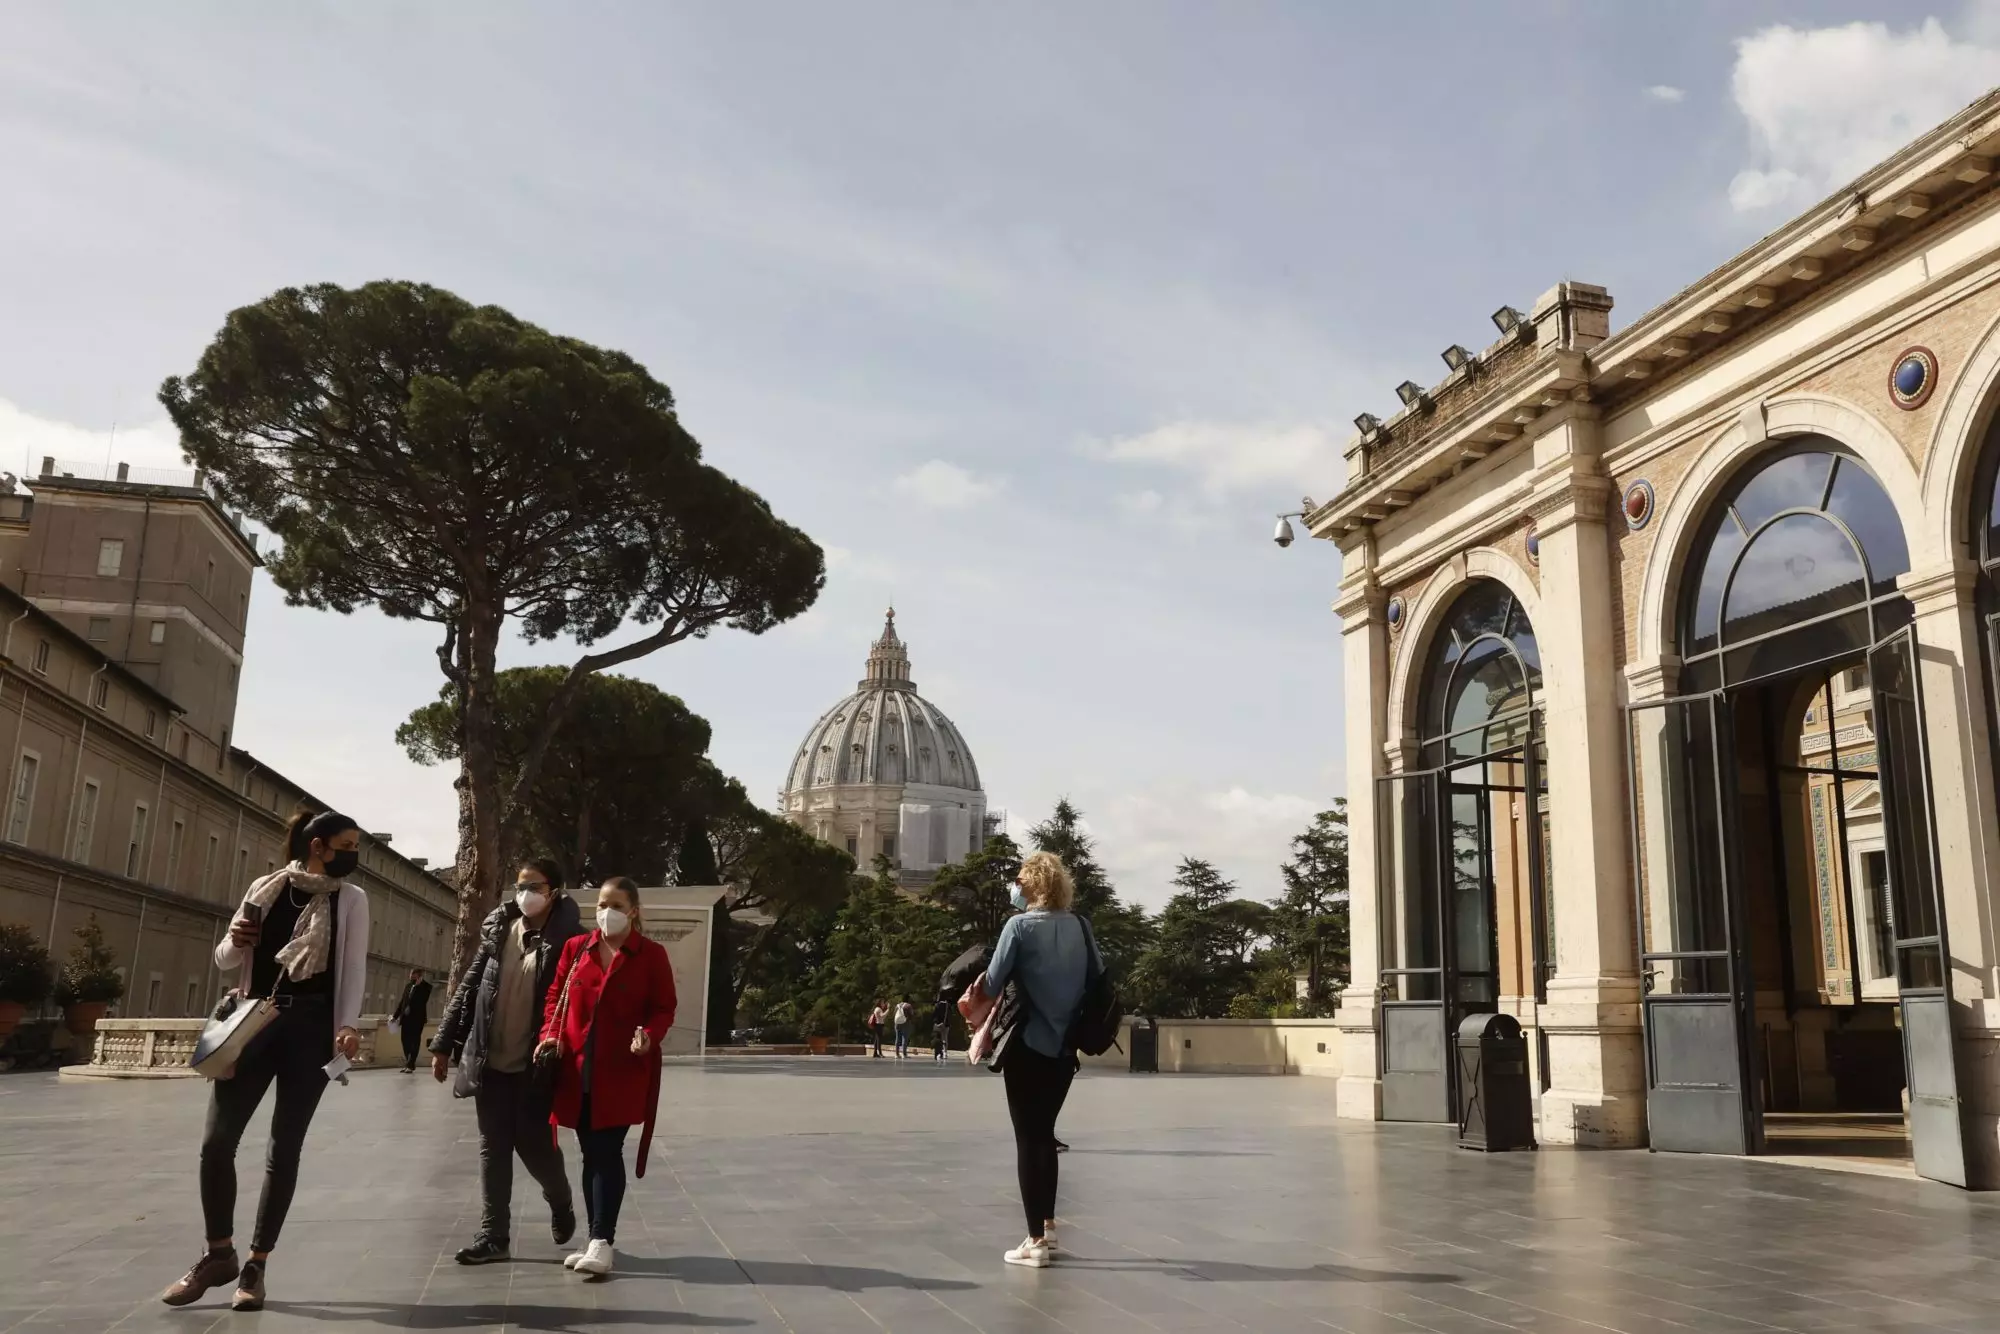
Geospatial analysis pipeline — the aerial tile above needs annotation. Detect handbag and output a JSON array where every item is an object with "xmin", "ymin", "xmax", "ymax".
[
  {"xmin": 192, "ymin": 986, "xmax": 281, "ymax": 1080},
  {"xmin": 532, "ymin": 943, "xmax": 583, "ymax": 1092}
]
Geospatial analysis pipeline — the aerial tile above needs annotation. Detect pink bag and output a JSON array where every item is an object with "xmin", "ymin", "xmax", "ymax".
[{"xmin": 960, "ymin": 976, "xmax": 997, "ymax": 1065}]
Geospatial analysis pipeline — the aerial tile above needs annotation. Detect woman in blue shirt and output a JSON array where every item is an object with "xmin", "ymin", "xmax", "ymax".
[{"xmin": 984, "ymin": 851, "xmax": 1099, "ymax": 1268}]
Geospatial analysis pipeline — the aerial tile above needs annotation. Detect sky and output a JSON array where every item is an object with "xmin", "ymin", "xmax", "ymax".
[{"xmin": 4, "ymin": 2, "xmax": 2000, "ymax": 907}]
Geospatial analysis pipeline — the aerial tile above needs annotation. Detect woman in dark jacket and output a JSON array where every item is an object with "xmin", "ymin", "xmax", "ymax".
[
  {"xmin": 537, "ymin": 877, "xmax": 676, "ymax": 1277},
  {"xmin": 430, "ymin": 858, "xmax": 584, "ymax": 1265}
]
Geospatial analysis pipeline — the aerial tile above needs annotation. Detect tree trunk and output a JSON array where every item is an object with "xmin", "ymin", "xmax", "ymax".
[
  {"xmin": 449, "ymin": 603, "xmax": 506, "ymax": 987},
  {"xmin": 728, "ymin": 907, "xmax": 789, "ymax": 1020}
]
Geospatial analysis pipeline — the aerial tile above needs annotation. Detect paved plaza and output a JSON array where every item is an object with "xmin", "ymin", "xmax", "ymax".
[{"xmin": 3, "ymin": 1060, "xmax": 1999, "ymax": 1333}]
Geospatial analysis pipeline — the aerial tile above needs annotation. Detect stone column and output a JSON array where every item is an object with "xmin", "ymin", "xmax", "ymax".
[
  {"xmin": 1900, "ymin": 561, "xmax": 2000, "ymax": 1186},
  {"xmin": 1333, "ymin": 552, "xmax": 1388, "ymax": 1121},
  {"xmin": 1525, "ymin": 427, "xmax": 1646, "ymax": 1148}
]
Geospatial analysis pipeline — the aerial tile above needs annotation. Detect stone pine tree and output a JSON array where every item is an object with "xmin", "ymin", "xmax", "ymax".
[
  {"xmin": 1128, "ymin": 857, "xmax": 1256, "ymax": 1018},
  {"xmin": 396, "ymin": 667, "xmax": 716, "ymax": 889},
  {"xmin": 1273, "ymin": 801, "xmax": 1350, "ymax": 1011},
  {"xmin": 926, "ymin": 833, "xmax": 1021, "ymax": 949},
  {"xmin": 161, "ymin": 281, "xmax": 824, "ymax": 980}
]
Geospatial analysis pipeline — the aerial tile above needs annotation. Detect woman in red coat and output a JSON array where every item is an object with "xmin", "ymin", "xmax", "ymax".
[{"xmin": 536, "ymin": 877, "xmax": 675, "ymax": 1277}]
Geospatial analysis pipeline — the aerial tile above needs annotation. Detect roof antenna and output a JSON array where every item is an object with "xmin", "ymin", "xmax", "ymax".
[{"xmin": 102, "ymin": 422, "xmax": 118, "ymax": 478}]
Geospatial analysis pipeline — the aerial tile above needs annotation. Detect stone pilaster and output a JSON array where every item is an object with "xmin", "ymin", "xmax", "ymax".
[
  {"xmin": 1523, "ymin": 415, "xmax": 1647, "ymax": 1148},
  {"xmin": 1333, "ymin": 550, "xmax": 1387, "ymax": 1122}
]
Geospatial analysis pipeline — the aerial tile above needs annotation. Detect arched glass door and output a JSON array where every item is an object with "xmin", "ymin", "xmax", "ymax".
[
  {"xmin": 1377, "ymin": 580, "xmax": 1547, "ymax": 1123},
  {"xmin": 1629, "ymin": 441, "xmax": 1965, "ymax": 1183}
]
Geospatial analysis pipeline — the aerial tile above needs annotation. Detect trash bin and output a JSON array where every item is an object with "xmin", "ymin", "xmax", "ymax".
[
  {"xmin": 1129, "ymin": 1017, "xmax": 1159, "ymax": 1073},
  {"xmin": 1456, "ymin": 1013, "xmax": 1535, "ymax": 1151}
]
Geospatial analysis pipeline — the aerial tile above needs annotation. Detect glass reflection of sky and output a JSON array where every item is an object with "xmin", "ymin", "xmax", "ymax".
[
  {"xmin": 1683, "ymin": 447, "xmax": 1912, "ymax": 665},
  {"xmin": 1724, "ymin": 513, "xmax": 1867, "ymax": 631},
  {"xmin": 1422, "ymin": 579, "xmax": 1541, "ymax": 754}
]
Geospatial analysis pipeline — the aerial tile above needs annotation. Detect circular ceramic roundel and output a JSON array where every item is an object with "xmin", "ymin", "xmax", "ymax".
[
  {"xmin": 1385, "ymin": 595, "xmax": 1405, "ymax": 633},
  {"xmin": 1889, "ymin": 345, "xmax": 1938, "ymax": 411},
  {"xmin": 1623, "ymin": 479, "xmax": 1655, "ymax": 531},
  {"xmin": 1524, "ymin": 525, "xmax": 1540, "ymax": 565}
]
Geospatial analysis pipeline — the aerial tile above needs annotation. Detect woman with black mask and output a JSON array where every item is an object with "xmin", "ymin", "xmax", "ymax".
[{"xmin": 161, "ymin": 807, "xmax": 370, "ymax": 1312}]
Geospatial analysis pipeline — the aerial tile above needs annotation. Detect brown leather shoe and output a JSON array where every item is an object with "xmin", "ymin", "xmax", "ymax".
[
  {"xmin": 230, "ymin": 1258, "xmax": 266, "ymax": 1312},
  {"xmin": 161, "ymin": 1247, "xmax": 239, "ymax": 1306}
]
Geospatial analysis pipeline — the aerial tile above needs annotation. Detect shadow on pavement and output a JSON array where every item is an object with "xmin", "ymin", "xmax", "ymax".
[
  {"xmin": 261, "ymin": 1302, "xmax": 753, "ymax": 1330},
  {"xmin": 1067, "ymin": 1148, "xmax": 1272, "ymax": 1157},
  {"xmin": 1066, "ymin": 1259, "xmax": 1461, "ymax": 1284},
  {"xmin": 620, "ymin": 1256, "xmax": 978, "ymax": 1292}
]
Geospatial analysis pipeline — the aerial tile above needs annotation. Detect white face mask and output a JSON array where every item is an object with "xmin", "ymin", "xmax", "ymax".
[
  {"xmin": 516, "ymin": 888, "xmax": 549, "ymax": 919},
  {"xmin": 597, "ymin": 907, "xmax": 630, "ymax": 938}
]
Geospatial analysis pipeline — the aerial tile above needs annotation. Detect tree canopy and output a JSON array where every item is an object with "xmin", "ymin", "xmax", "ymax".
[
  {"xmin": 161, "ymin": 280, "xmax": 824, "ymax": 978},
  {"xmin": 1027, "ymin": 798, "xmax": 1154, "ymax": 982},
  {"xmin": 1272, "ymin": 802, "xmax": 1350, "ymax": 1011},
  {"xmin": 398, "ymin": 666, "xmax": 714, "ymax": 888}
]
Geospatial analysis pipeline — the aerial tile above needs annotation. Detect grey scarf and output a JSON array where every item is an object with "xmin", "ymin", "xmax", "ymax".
[{"xmin": 243, "ymin": 863, "xmax": 343, "ymax": 981}]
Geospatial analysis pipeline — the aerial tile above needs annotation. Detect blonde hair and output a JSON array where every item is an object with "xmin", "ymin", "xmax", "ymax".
[{"xmin": 1018, "ymin": 851, "xmax": 1074, "ymax": 911}]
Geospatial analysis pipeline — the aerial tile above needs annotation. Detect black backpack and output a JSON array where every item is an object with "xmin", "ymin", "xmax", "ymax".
[{"xmin": 1066, "ymin": 916, "xmax": 1123, "ymax": 1057}]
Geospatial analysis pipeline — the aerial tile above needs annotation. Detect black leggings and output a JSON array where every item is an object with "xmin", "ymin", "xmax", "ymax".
[
  {"xmin": 200, "ymin": 999, "xmax": 333, "ymax": 1252},
  {"xmin": 1002, "ymin": 1043, "xmax": 1076, "ymax": 1238},
  {"xmin": 575, "ymin": 1096, "xmax": 631, "ymax": 1244}
]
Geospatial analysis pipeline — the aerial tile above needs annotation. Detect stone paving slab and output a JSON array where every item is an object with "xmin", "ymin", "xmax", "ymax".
[{"xmin": 2, "ymin": 1058, "xmax": 1999, "ymax": 1332}]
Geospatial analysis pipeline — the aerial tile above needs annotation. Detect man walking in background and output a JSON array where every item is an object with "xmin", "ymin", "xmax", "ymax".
[
  {"xmin": 393, "ymin": 968, "xmax": 433, "ymax": 1073},
  {"xmin": 932, "ymin": 991, "xmax": 951, "ymax": 1062},
  {"xmin": 893, "ymin": 996, "xmax": 913, "ymax": 1059}
]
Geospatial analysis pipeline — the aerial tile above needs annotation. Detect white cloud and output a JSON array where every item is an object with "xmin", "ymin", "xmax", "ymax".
[
  {"xmin": 1086, "ymin": 783, "xmax": 1330, "ymax": 908},
  {"xmin": 1644, "ymin": 85, "xmax": 1686, "ymax": 103},
  {"xmin": 1090, "ymin": 418, "xmax": 1337, "ymax": 500},
  {"xmin": 1726, "ymin": 17, "xmax": 2000, "ymax": 213},
  {"xmin": 0, "ymin": 397, "xmax": 189, "ymax": 481},
  {"xmin": 891, "ymin": 459, "xmax": 1005, "ymax": 510}
]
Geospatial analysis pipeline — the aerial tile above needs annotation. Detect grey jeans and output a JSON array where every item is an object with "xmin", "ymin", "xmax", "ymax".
[{"xmin": 475, "ymin": 1067, "xmax": 572, "ymax": 1243}]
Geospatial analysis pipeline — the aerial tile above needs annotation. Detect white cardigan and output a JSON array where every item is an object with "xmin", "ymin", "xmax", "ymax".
[{"xmin": 214, "ymin": 882, "xmax": 371, "ymax": 1034}]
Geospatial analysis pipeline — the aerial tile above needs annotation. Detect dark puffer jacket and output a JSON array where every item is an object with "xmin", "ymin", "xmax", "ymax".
[{"xmin": 431, "ymin": 892, "xmax": 583, "ymax": 1098}]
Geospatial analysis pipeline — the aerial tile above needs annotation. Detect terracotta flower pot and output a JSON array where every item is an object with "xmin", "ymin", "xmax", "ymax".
[
  {"xmin": 62, "ymin": 1001, "xmax": 110, "ymax": 1038},
  {"xmin": 0, "ymin": 1000, "xmax": 24, "ymax": 1043},
  {"xmin": 807, "ymin": 1036, "xmax": 830, "ymax": 1055}
]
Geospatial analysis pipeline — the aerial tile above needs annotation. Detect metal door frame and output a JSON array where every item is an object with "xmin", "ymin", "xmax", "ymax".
[
  {"xmin": 1377, "ymin": 723, "xmax": 1546, "ymax": 1123},
  {"xmin": 1866, "ymin": 623, "xmax": 1970, "ymax": 1186},
  {"xmin": 1626, "ymin": 691, "xmax": 1763, "ymax": 1156}
]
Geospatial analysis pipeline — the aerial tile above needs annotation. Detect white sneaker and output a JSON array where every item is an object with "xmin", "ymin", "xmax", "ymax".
[
  {"xmin": 574, "ymin": 1239, "xmax": 615, "ymax": 1275},
  {"xmin": 563, "ymin": 1248, "xmax": 590, "ymax": 1270},
  {"xmin": 1042, "ymin": 1227, "xmax": 1060, "ymax": 1256},
  {"xmin": 1004, "ymin": 1237, "xmax": 1050, "ymax": 1268}
]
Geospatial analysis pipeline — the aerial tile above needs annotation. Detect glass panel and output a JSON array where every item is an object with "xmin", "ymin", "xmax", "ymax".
[
  {"xmin": 1851, "ymin": 845, "xmax": 1897, "ymax": 993},
  {"xmin": 1447, "ymin": 785, "xmax": 1498, "ymax": 1009},
  {"xmin": 1629, "ymin": 699, "xmax": 1734, "ymax": 996},
  {"xmin": 1377, "ymin": 773, "xmax": 1441, "ymax": 1003},
  {"xmin": 1723, "ymin": 512, "xmax": 1867, "ymax": 643},
  {"xmin": 1722, "ymin": 607, "xmax": 1871, "ymax": 686},
  {"xmin": 1987, "ymin": 461, "xmax": 2000, "ymax": 565},
  {"xmin": 1689, "ymin": 518, "xmax": 1745, "ymax": 656},
  {"xmin": 1732, "ymin": 452, "xmax": 1833, "ymax": 531},
  {"xmin": 1824, "ymin": 455, "xmax": 1911, "ymax": 597},
  {"xmin": 1444, "ymin": 637, "xmax": 1528, "ymax": 745},
  {"xmin": 1868, "ymin": 630, "xmax": 1946, "ymax": 990}
]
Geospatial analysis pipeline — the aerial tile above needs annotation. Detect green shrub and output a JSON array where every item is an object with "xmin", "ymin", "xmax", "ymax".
[
  {"xmin": 53, "ymin": 915, "xmax": 124, "ymax": 1006},
  {"xmin": 0, "ymin": 923, "xmax": 54, "ymax": 1008}
]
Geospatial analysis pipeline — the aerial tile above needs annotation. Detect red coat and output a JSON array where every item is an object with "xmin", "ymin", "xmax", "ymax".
[{"xmin": 540, "ymin": 929, "xmax": 676, "ymax": 1175}]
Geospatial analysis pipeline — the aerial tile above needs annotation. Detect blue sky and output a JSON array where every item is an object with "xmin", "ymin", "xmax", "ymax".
[{"xmin": 4, "ymin": 2, "xmax": 1998, "ymax": 905}]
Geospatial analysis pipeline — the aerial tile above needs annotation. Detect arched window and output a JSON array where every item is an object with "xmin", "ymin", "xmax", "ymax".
[
  {"xmin": 1419, "ymin": 579, "xmax": 1542, "ymax": 767},
  {"xmin": 1678, "ymin": 442, "xmax": 1911, "ymax": 694}
]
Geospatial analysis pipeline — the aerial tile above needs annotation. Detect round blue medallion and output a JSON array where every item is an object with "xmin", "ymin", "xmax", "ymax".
[
  {"xmin": 1888, "ymin": 345, "xmax": 1938, "ymax": 410},
  {"xmin": 1524, "ymin": 525, "xmax": 1540, "ymax": 565},
  {"xmin": 1386, "ymin": 596, "xmax": 1405, "ymax": 632}
]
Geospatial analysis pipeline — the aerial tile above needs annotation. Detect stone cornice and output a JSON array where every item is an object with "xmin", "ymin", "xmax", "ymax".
[
  {"xmin": 1622, "ymin": 654, "xmax": 1682, "ymax": 704},
  {"xmin": 1332, "ymin": 575, "xmax": 1383, "ymax": 630},
  {"xmin": 1525, "ymin": 471, "xmax": 1614, "ymax": 537},
  {"xmin": 1899, "ymin": 559, "xmax": 1980, "ymax": 615}
]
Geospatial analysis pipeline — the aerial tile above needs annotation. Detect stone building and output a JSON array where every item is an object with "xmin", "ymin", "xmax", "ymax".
[
  {"xmin": 780, "ymin": 610, "xmax": 986, "ymax": 884},
  {"xmin": 0, "ymin": 459, "xmax": 456, "ymax": 1026},
  {"xmin": 1315, "ymin": 90, "xmax": 2000, "ymax": 1188}
]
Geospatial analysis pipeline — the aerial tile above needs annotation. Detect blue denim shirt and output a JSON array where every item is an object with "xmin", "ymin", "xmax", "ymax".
[{"xmin": 986, "ymin": 909, "xmax": 1100, "ymax": 1059}]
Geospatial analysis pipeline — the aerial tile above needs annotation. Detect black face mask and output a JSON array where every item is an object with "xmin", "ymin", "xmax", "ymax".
[{"xmin": 323, "ymin": 849, "xmax": 360, "ymax": 879}]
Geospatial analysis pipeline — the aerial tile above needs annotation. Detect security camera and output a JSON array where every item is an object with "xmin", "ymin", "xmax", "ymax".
[{"xmin": 1273, "ymin": 516, "xmax": 1296, "ymax": 548}]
